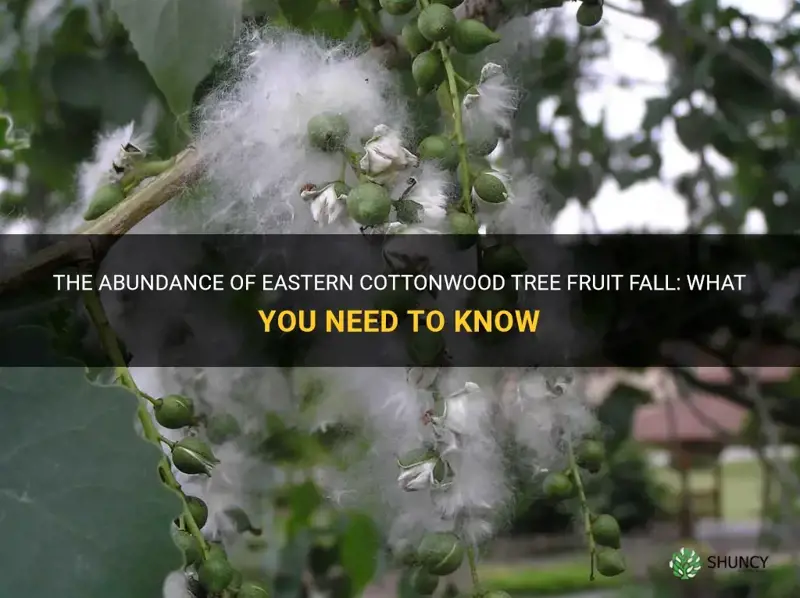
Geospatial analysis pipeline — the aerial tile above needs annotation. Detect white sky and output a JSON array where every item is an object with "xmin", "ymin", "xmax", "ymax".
[{"xmin": 552, "ymin": 0, "xmax": 794, "ymax": 234}]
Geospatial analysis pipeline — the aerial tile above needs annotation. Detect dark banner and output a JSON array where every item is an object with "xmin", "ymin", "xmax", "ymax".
[{"xmin": 0, "ymin": 234, "xmax": 798, "ymax": 367}]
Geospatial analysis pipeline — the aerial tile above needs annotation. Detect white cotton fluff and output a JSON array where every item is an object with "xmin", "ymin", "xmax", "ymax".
[
  {"xmin": 462, "ymin": 63, "xmax": 518, "ymax": 136},
  {"xmin": 191, "ymin": 28, "xmax": 409, "ymax": 234},
  {"xmin": 405, "ymin": 163, "xmax": 452, "ymax": 227}
]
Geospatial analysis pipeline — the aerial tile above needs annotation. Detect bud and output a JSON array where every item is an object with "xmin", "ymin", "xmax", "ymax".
[
  {"xmin": 409, "ymin": 567, "xmax": 439, "ymax": 595},
  {"xmin": 576, "ymin": 439, "xmax": 605, "ymax": 473},
  {"xmin": 596, "ymin": 547, "xmax": 626, "ymax": 577},
  {"xmin": 346, "ymin": 183, "xmax": 392, "ymax": 226},
  {"xmin": 472, "ymin": 171, "xmax": 508, "ymax": 204},
  {"xmin": 380, "ymin": 0, "xmax": 415, "ymax": 15},
  {"xmin": 154, "ymin": 394, "xmax": 195, "ymax": 429},
  {"xmin": 198, "ymin": 556, "xmax": 235, "ymax": 593},
  {"xmin": 186, "ymin": 495, "xmax": 209, "ymax": 528},
  {"xmin": 171, "ymin": 437, "xmax": 219, "ymax": 475},
  {"xmin": 417, "ymin": 4, "xmax": 456, "ymax": 42},
  {"xmin": 417, "ymin": 135, "xmax": 459, "ymax": 170},
  {"xmin": 591, "ymin": 514, "xmax": 621, "ymax": 549},
  {"xmin": 577, "ymin": 2, "xmax": 604, "ymax": 27},
  {"xmin": 83, "ymin": 182, "xmax": 125, "ymax": 221},
  {"xmin": 450, "ymin": 19, "xmax": 501, "ymax": 54},
  {"xmin": 238, "ymin": 581, "xmax": 270, "ymax": 598},
  {"xmin": 307, "ymin": 112, "xmax": 350, "ymax": 152},
  {"xmin": 417, "ymin": 532, "xmax": 465, "ymax": 575},
  {"xmin": 401, "ymin": 20, "xmax": 431, "ymax": 56},
  {"xmin": 413, "ymin": 51, "xmax": 445, "ymax": 95},
  {"xmin": 543, "ymin": 472, "xmax": 574, "ymax": 500},
  {"xmin": 206, "ymin": 412, "xmax": 242, "ymax": 444},
  {"xmin": 171, "ymin": 528, "xmax": 202, "ymax": 566}
]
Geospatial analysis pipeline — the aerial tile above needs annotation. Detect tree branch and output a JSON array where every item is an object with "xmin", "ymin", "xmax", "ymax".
[{"xmin": 0, "ymin": 147, "xmax": 203, "ymax": 293}]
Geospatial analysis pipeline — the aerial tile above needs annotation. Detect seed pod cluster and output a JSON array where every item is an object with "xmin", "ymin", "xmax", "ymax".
[
  {"xmin": 400, "ymin": 531, "xmax": 467, "ymax": 594},
  {"xmin": 409, "ymin": 4, "xmax": 501, "ymax": 96}
]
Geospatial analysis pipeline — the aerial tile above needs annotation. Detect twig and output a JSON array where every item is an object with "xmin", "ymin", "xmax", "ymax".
[{"xmin": 0, "ymin": 147, "xmax": 203, "ymax": 294}]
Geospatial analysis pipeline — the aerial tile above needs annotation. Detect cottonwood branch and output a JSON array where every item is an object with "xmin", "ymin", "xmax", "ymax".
[{"xmin": 0, "ymin": 147, "xmax": 203, "ymax": 293}]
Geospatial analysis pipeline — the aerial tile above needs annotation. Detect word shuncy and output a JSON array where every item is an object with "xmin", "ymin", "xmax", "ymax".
[
  {"xmin": 706, "ymin": 555, "xmax": 770, "ymax": 569},
  {"xmin": 256, "ymin": 309, "xmax": 541, "ymax": 333}
]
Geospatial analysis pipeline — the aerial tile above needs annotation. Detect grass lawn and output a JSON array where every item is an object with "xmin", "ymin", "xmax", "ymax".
[
  {"xmin": 480, "ymin": 558, "xmax": 632, "ymax": 596},
  {"xmin": 654, "ymin": 459, "xmax": 770, "ymax": 521}
]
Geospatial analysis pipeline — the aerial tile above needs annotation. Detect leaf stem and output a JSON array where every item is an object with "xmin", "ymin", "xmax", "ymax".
[
  {"xmin": 467, "ymin": 544, "xmax": 482, "ymax": 591},
  {"xmin": 159, "ymin": 435, "xmax": 176, "ymax": 449},
  {"xmin": 356, "ymin": 0, "xmax": 386, "ymax": 45},
  {"xmin": 413, "ymin": 0, "xmax": 471, "ymax": 215},
  {"xmin": 567, "ymin": 437, "xmax": 596, "ymax": 581},
  {"xmin": 81, "ymin": 284, "xmax": 210, "ymax": 558}
]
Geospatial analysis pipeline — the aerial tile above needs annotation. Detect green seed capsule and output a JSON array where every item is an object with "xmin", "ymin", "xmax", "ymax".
[
  {"xmin": 186, "ymin": 495, "xmax": 209, "ymax": 528},
  {"xmin": 171, "ymin": 528, "xmax": 202, "ymax": 566},
  {"xmin": 229, "ymin": 571, "xmax": 244, "ymax": 593},
  {"xmin": 412, "ymin": 50, "xmax": 445, "ymax": 94},
  {"xmin": 432, "ymin": 0, "xmax": 463, "ymax": 6},
  {"xmin": 380, "ymin": 0, "xmax": 416, "ymax": 15},
  {"xmin": 417, "ymin": 531, "xmax": 465, "ymax": 575},
  {"xmin": 450, "ymin": 19, "xmax": 501, "ymax": 54},
  {"xmin": 198, "ymin": 556, "xmax": 235, "ymax": 593},
  {"xmin": 576, "ymin": 439, "xmax": 605, "ymax": 473},
  {"xmin": 543, "ymin": 472, "xmax": 574, "ymax": 500},
  {"xmin": 394, "ymin": 539, "xmax": 420, "ymax": 566},
  {"xmin": 467, "ymin": 127, "xmax": 499, "ymax": 156},
  {"xmin": 448, "ymin": 212, "xmax": 479, "ymax": 236},
  {"xmin": 171, "ymin": 437, "xmax": 219, "ymax": 475},
  {"xmin": 473, "ymin": 172, "xmax": 508, "ymax": 204},
  {"xmin": 596, "ymin": 547, "xmax": 626, "ymax": 577},
  {"xmin": 409, "ymin": 567, "xmax": 439, "ymax": 595},
  {"xmin": 407, "ymin": 327, "xmax": 446, "ymax": 366},
  {"xmin": 417, "ymin": 135, "xmax": 459, "ymax": 170},
  {"xmin": 83, "ymin": 182, "xmax": 125, "ymax": 221},
  {"xmin": 206, "ymin": 413, "xmax": 241, "ymax": 444},
  {"xmin": 307, "ymin": 112, "xmax": 350, "ymax": 152},
  {"xmin": 238, "ymin": 581, "xmax": 271, "ymax": 598},
  {"xmin": 417, "ymin": 4, "xmax": 456, "ymax": 42},
  {"xmin": 346, "ymin": 182, "xmax": 392, "ymax": 226},
  {"xmin": 481, "ymin": 244, "xmax": 527, "ymax": 276},
  {"xmin": 401, "ymin": 20, "xmax": 432, "ymax": 56},
  {"xmin": 374, "ymin": 287, "xmax": 419, "ymax": 315},
  {"xmin": 154, "ymin": 394, "xmax": 195, "ymax": 429},
  {"xmin": 592, "ymin": 514, "xmax": 622, "ymax": 549},
  {"xmin": 577, "ymin": 2, "xmax": 604, "ymax": 27}
]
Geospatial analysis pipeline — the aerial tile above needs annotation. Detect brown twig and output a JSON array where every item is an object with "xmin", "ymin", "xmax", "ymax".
[{"xmin": 0, "ymin": 147, "xmax": 203, "ymax": 294}]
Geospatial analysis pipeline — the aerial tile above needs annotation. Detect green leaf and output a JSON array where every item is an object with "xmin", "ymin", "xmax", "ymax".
[
  {"xmin": 340, "ymin": 512, "xmax": 381, "ymax": 594},
  {"xmin": 0, "ymin": 330, "xmax": 183, "ymax": 598},
  {"xmin": 279, "ymin": 0, "xmax": 320, "ymax": 28},
  {"xmin": 110, "ymin": 0, "xmax": 242, "ymax": 121}
]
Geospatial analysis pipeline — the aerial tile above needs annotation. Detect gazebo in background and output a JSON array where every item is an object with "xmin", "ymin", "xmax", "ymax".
[{"xmin": 632, "ymin": 393, "xmax": 748, "ymax": 539}]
